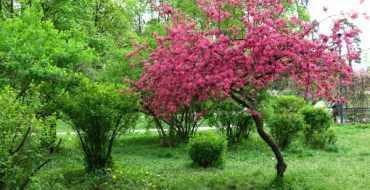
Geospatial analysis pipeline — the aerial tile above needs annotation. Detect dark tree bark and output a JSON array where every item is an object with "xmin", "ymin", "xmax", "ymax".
[
  {"xmin": 252, "ymin": 114, "xmax": 287, "ymax": 177},
  {"xmin": 231, "ymin": 93, "xmax": 287, "ymax": 177}
]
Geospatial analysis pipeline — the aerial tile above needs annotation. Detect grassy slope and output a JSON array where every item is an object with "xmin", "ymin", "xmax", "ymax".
[{"xmin": 31, "ymin": 124, "xmax": 370, "ymax": 190}]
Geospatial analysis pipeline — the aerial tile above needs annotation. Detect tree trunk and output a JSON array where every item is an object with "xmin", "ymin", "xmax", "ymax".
[
  {"xmin": 252, "ymin": 114, "xmax": 287, "ymax": 177},
  {"xmin": 230, "ymin": 92, "xmax": 286, "ymax": 177}
]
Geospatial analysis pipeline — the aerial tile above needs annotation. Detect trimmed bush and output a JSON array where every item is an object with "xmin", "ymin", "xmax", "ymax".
[
  {"xmin": 308, "ymin": 129, "xmax": 338, "ymax": 149},
  {"xmin": 300, "ymin": 106, "xmax": 336, "ymax": 148},
  {"xmin": 188, "ymin": 134, "xmax": 227, "ymax": 167},
  {"xmin": 271, "ymin": 95, "xmax": 306, "ymax": 114},
  {"xmin": 270, "ymin": 113, "xmax": 306, "ymax": 150},
  {"xmin": 268, "ymin": 95, "xmax": 307, "ymax": 150}
]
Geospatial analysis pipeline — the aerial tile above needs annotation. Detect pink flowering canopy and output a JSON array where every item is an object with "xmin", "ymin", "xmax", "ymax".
[{"xmin": 128, "ymin": 0, "xmax": 363, "ymax": 118}]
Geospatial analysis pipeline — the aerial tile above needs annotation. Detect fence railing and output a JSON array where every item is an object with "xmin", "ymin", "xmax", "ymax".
[{"xmin": 340, "ymin": 107, "xmax": 370, "ymax": 123}]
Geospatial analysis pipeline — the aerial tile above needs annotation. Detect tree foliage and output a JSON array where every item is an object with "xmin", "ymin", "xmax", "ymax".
[
  {"xmin": 0, "ymin": 87, "xmax": 60, "ymax": 190},
  {"xmin": 0, "ymin": 0, "xmax": 143, "ymax": 182},
  {"xmin": 61, "ymin": 78, "xmax": 139, "ymax": 171}
]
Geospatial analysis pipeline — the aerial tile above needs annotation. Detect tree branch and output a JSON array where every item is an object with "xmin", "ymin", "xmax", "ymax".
[{"xmin": 10, "ymin": 127, "xmax": 31, "ymax": 155}]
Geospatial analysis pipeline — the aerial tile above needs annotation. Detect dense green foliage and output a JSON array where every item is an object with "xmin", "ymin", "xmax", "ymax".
[
  {"xmin": 61, "ymin": 79, "xmax": 138, "ymax": 171},
  {"xmin": 0, "ymin": 88, "xmax": 58, "ymax": 189},
  {"xmin": 269, "ymin": 113, "xmax": 306, "ymax": 150},
  {"xmin": 188, "ymin": 134, "xmax": 227, "ymax": 168},
  {"xmin": 301, "ymin": 106, "xmax": 337, "ymax": 148},
  {"xmin": 271, "ymin": 95, "xmax": 306, "ymax": 114},
  {"xmin": 269, "ymin": 96, "xmax": 338, "ymax": 150},
  {"xmin": 0, "ymin": 0, "xmax": 146, "ymax": 185},
  {"xmin": 269, "ymin": 96, "xmax": 306, "ymax": 149},
  {"xmin": 0, "ymin": 6, "xmax": 93, "ymax": 87}
]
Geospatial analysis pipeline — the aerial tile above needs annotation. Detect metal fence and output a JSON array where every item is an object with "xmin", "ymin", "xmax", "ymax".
[{"xmin": 341, "ymin": 107, "xmax": 370, "ymax": 123}]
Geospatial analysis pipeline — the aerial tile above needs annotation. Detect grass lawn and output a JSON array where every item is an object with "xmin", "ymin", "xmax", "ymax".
[{"xmin": 30, "ymin": 123, "xmax": 370, "ymax": 190}]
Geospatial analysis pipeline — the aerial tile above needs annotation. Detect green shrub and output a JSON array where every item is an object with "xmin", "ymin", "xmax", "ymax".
[
  {"xmin": 301, "ymin": 106, "xmax": 332, "ymax": 133},
  {"xmin": 61, "ymin": 79, "xmax": 139, "ymax": 171},
  {"xmin": 306, "ymin": 128, "xmax": 338, "ymax": 149},
  {"xmin": 271, "ymin": 95, "xmax": 306, "ymax": 114},
  {"xmin": 0, "ymin": 87, "xmax": 58, "ymax": 189},
  {"xmin": 208, "ymin": 100, "xmax": 254, "ymax": 145},
  {"xmin": 268, "ymin": 95, "xmax": 306, "ymax": 150},
  {"xmin": 188, "ymin": 134, "xmax": 227, "ymax": 167},
  {"xmin": 270, "ymin": 113, "xmax": 306, "ymax": 150},
  {"xmin": 300, "ymin": 106, "xmax": 336, "ymax": 148}
]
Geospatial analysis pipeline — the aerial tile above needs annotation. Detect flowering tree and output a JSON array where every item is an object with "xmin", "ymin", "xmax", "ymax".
[{"xmin": 127, "ymin": 0, "xmax": 362, "ymax": 176}]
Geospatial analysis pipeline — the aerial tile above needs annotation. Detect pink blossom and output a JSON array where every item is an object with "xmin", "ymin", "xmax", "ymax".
[
  {"xmin": 351, "ymin": 12, "xmax": 359, "ymax": 19},
  {"xmin": 126, "ymin": 0, "xmax": 357, "ymax": 119}
]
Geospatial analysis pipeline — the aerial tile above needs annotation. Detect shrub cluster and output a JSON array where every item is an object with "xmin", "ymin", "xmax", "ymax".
[
  {"xmin": 187, "ymin": 134, "xmax": 227, "ymax": 168},
  {"xmin": 269, "ymin": 96, "xmax": 337, "ymax": 150}
]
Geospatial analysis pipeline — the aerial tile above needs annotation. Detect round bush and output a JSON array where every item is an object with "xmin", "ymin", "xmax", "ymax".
[
  {"xmin": 188, "ymin": 134, "xmax": 227, "ymax": 167},
  {"xmin": 270, "ymin": 113, "xmax": 306, "ymax": 150},
  {"xmin": 301, "ymin": 106, "xmax": 332, "ymax": 133},
  {"xmin": 300, "ymin": 106, "xmax": 336, "ymax": 148},
  {"xmin": 306, "ymin": 128, "xmax": 338, "ymax": 149}
]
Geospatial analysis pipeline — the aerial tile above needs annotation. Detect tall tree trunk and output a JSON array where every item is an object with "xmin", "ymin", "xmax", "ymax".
[
  {"xmin": 252, "ymin": 114, "xmax": 287, "ymax": 177},
  {"xmin": 231, "ymin": 93, "xmax": 287, "ymax": 177}
]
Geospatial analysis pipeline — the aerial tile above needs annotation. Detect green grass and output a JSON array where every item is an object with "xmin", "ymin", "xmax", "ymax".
[
  {"xmin": 31, "ymin": 123, "xmax": 370, "ymax": 189},
  {"xmin": 56, "ymin": 120, "xmax": 74, "ymax": 133}
]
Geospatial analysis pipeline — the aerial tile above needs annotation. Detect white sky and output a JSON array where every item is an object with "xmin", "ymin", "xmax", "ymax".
[{"xmin": 308, "ymin": 0, "xmax": 370, "ymax": 71}]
